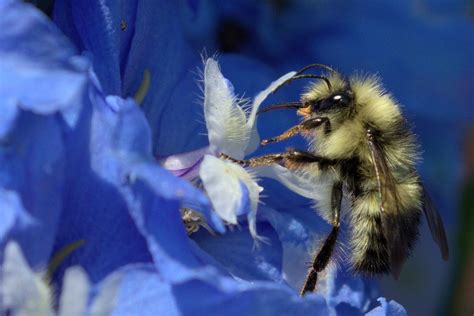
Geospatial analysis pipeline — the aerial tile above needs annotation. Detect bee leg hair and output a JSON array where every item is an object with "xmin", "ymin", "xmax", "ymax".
[{"xmin": 300, "ymin": 181, "xmax": 343, "ymax": 295}]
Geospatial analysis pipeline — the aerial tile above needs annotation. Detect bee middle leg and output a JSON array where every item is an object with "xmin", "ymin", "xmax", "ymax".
[
  {"xmin": 220, "ymin": 148, "xmax": 335, "ymax": 169},
  {"xmin": 300, "ymin": 181, "xmax": 343, "ymax": 296},
  {"xmin": 261, "ymin": 117, "xmax": 330, "ymax": 146}
]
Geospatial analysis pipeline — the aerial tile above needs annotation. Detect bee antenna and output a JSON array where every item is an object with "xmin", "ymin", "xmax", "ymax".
[
  {"xmin": 272, "ymin": 74, "xmax": 332, "ymax": 95},
  {"xmin": 294, "ymin": 63, "xmax": 337, "ymax": 76},
  {"xmin": 271, "ymin": 63, "xmax": 336, "ymax": 95},
  {"xmin": 257, "ymin": 101, "xmax": 304, "ymax": 115}
]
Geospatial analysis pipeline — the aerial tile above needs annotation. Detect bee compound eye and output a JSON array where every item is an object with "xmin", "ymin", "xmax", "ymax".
[
  {"xmin": 333, "ymin": 93, "xmax": 352, "ymax": 105},
  {"xmin": 333, "ymin": 94, "xmax": 344, "ymax": 101},
  {"xmin": 317, "ymin": 91, "xmax": 353, "ymax": 110}
]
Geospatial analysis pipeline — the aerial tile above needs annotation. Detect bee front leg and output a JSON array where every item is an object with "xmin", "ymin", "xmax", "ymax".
[
  {"xmin": 261, "ymin": 117, "xmax": 330, "ymax": 146},
  {"xmin": 300, "ymin": 181, "xmax": 342, "ymax": 296},
  {"xmin": 220, "ymin": 148, "xmax": 335, "ymax": 169}
]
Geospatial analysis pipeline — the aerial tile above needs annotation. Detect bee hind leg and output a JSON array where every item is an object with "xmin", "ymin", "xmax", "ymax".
[{"xmin": 300, "ymin": 181, "xmax": 342, "ymax": 296}]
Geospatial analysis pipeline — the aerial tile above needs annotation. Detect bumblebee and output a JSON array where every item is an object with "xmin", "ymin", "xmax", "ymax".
[{"xmin": 222, "ymin": 64, "xmax": 449, "ymax": 295}]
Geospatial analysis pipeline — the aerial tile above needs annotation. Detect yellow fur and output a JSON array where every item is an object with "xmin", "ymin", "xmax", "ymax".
[{"xmin": 350, "ymin": 192, "xmax": 381, "ymax": 265}]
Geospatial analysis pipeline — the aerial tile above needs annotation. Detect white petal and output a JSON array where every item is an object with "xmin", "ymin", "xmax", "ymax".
[
  {"xmin": 254, "ymin": 165, "xmax": 326, "ymax": 200},
  {"xmin": 90, "ymin": 270, "xmax": 123, "ymax": 316},
  {"xmin": 199, "ymin": 155, "xmax": 262, "ymax": 225},
  {"xmin": 0, "ymin": 189, "xmax": 33, "ymax": 242},
  {"xmin": 1, "ymin": 242, "xmax": 52, "ymax": 316},
  {"xmin": 159, "ymin": 146, "xmax": 210, "ymax": 180},
  {"xmin": 245, "ymin": 71, "xmax": 297, "ymax": 154},
  {"xmin": 58, "ymin": 267, "xmax": 90, "ymax": 316},
  {"xmin": 255, "ymin": 165, "xmax": 344, "ymax": 224},
  {"xmin": 204, "ymin": 58, "xmax": 248, "ymax": 159}
]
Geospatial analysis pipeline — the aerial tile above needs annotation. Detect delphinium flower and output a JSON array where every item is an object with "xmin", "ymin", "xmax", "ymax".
[{"xmin": 0, "ymin": 0, "xmax": 409, "ymax": 315}]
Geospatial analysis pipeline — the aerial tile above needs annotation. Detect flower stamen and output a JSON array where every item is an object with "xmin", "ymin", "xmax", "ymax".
[
  {"xmin": 181, "ymin": 208, "xmax": 214, "ymax": 235},
  {"xmin": 44, "ymin": 239, "xmax": 85, "ymax": 283},
  {"xmin": 134, "ymin": 69, "xmax": 151, "ymax": 105}
]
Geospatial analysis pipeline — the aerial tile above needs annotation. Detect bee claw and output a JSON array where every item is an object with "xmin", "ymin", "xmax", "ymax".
[{"xmin": 261, "ymin": 138, "xmax": 277, "ymax": 146}]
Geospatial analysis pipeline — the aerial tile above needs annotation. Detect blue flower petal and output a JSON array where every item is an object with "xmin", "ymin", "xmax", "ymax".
[
  {"xmin": 53, "ymin": 0, "xmax": 209, "ymax": 151},
  {"xmin": 103, "ymin": 264, "xmax": 330, "ymax": 316},
  {"xmin": 192, "ymin": 221, "xmax": 283, "ymax": 282},
  {"xmin": 0, "ymin": 0, "xmax": 88, "ymax": 131},
  {"xmin": 1, "ymin": 113, "xmax": 66, "ymax": 266},
  {"xmin": 148, "ymin": 64, "xmax": 210, "ymax": 155},
  {"xmin": 52, "ymin": 82, "xmax": 221, "ymax": 285},
  {"xmin": 0, "ymin": 0, "xmax": 87, "ymax": 114},
  {"xmin": 53, "ymin": 0, "xmax": 139, "ymax": 95},
  {"xmin": 126, "ymin": 175, "xmax": 217, "ymax": 282},
  {"xmin": 0, "ymin": 102, "xmax": 18, "ymax": 139},
  {"xmin": 0, "ymin": 0, "xmax": 92, "ymax": 267},
  {"xmin": 129, "ymin": 160, "xmax": 221, "ymax": 231},
  {"xmin": 329, "ymin": 268, "xmax": 378, "ymax": 314},
  {"xmin": 259, "ymin": 204, "xmax": 323, "ymax": 290},
  {"xmin": 52, "ymin": 93, "xmax": 153, "ymax": 283},
  {"xmin": 101, "ymin": 265, "xmax": 176, "ymax": 316},
  {"xmin": 172, "ymin": 279, "xmax": 328, "ymax": 316},
  {"xmin": 117, "ymin": 1, "xmax": 206, "ymax": 155}
]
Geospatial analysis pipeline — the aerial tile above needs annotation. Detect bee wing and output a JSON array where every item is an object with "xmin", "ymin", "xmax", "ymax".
[
  {"xmin": 367, "ymin": 136, "xmax": 406, "ymax": 278},
  {"xmin": 422, "ymin": 186, "xmax": 449, "ymax": 260}
]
